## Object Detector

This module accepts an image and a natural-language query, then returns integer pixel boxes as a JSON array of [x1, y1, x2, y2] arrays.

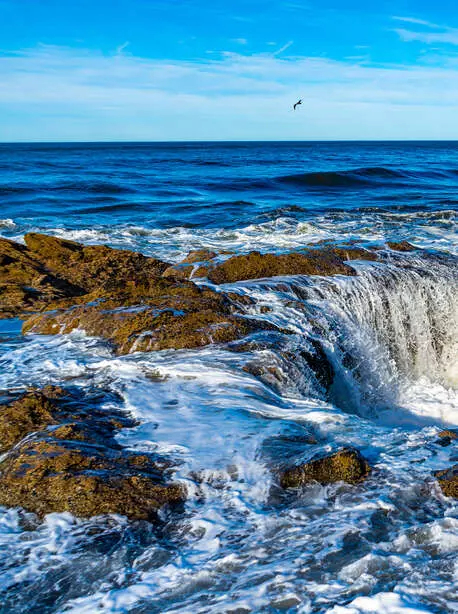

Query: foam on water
[[0, 249, 457, 612], [0, 142, 457, 612]]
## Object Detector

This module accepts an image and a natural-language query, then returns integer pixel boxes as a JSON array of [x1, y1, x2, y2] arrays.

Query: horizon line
[[1, 139, 458, 145]]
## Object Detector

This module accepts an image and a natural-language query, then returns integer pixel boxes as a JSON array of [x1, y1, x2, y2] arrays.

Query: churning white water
[[0, 239, 457, 613]]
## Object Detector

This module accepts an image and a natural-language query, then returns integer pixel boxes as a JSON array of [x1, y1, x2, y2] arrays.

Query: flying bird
[[293, 99, 302, 111]]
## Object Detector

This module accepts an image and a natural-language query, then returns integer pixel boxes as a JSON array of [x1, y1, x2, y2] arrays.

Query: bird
[[293, 99, 302, 111]]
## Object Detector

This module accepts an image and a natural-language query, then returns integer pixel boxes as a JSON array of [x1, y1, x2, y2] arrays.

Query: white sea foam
[[0, 220, 457, 612]]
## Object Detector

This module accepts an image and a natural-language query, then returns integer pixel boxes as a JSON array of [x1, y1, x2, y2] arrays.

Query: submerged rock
[[434, 465, 458, 498], [279, 448, 371, 488], [0, 387, 184, 521], [435, 429, 458, 447], [205, 249, 362, 284]]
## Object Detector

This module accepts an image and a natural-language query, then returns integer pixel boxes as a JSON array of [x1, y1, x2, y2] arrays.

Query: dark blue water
[[0, 141, 456, 238], [0, 142, 457, 614]]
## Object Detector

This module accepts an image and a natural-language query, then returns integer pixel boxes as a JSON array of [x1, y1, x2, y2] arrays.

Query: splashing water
[[0, 142, 457, 613]]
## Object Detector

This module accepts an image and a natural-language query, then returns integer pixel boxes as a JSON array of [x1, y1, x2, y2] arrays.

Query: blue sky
[[1, 0, 458, 141]]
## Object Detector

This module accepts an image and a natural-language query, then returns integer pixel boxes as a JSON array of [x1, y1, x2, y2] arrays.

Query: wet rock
[[434, 429, 458, 447], [387, 241, 416, 252], [0, 387, 184, 521], [181, 249, 217, 264], [299, 338, 335, 392], [206, 249, 358, 284], [0, 438, 184, 521], [0, 389, 62, 452], [434, 465, 458, 498], [261, 423, 317, 467], [0, 238, 84, 318], [325, 246, 378, 262], [162, 264, 194, 281], [0, 233, 171, 318], [23, 296, 261, 354], [279, 448, 371, 488], [24, 233, 169, 294], [438, 429, 458, 440]]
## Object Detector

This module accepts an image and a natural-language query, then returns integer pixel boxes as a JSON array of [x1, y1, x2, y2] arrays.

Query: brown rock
[[387, 241, 416, 252], [206, 249, 358, 284], [181, 249, 217, 264], [24, 232, 170, 294], [23, 304, 261, 354], [279, 448, 371, 488], [0, 387, 184, 521], [0, 390, 59, 453], [438, 429, 458, 440], [434, 465, 458, 498], [0, 438, 184, 520], [22, 275, 264, 354], [0, 237, 83, 318], [162, 264, 194, 280]]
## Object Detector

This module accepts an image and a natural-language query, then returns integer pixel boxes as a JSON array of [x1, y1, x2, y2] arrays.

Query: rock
[[300, 339, 335, 392], [387, 241, 416, 252], [23, 278, 264, 354], [162, 250, 218, 280], [438, 429, 458, 440], [435, 429, 458, 447], [325, 246, 378, 262], [181, 249, 217, 264], [24, 233, 169, 294], [0, 238, 84, 318], [0, 389, 60, 452], [0, 438, 184, 521], [206, 249, 359, 284], [162, 264, 194, 281], [434, 465, 458, 498], [0, 233, 171, 318], [0, 387, 184, 521], [279, 448, 371, 488]]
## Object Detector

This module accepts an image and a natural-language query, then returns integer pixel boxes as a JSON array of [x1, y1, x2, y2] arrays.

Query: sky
[[1, 0, 458, 141]]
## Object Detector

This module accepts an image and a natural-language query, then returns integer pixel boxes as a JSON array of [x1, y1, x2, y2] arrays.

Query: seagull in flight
[[293, 99, 302, 111]]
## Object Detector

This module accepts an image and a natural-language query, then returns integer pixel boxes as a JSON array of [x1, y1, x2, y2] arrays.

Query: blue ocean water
[[0, 142, 457, 614]]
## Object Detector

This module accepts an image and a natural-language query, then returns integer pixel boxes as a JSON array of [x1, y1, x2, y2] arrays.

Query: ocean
[[0, 141, 457, 613]]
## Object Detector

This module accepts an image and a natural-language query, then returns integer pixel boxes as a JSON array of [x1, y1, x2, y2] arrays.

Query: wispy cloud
[[392, 16, 458, 46], [272, 40, 294, 56], [116, 41, 130, 55], [2, 44, 458, 140], [392, 16, 437, 27], [231, 38, 248, 45]]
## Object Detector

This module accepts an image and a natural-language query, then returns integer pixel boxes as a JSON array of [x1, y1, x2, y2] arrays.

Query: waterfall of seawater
[[238, 253, 458, 420]]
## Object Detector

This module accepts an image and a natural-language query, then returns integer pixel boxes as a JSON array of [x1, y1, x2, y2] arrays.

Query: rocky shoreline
[[0, 233, 456, 521]]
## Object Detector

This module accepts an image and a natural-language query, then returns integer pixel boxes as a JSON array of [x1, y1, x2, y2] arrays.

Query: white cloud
[[231, 38, 248, 45], [116, 41, 130, 55], [392, 16, 458, 46], [1, 44, 458, 140], [271, 40, 294, 56], [394, 27, 458, 46], [392, 16, 439, 27]]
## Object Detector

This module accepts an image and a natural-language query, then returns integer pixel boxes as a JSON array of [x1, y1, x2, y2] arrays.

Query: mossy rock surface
[[387, 241, 416, 252], [205, 248, 378, 284], [279, 447, 371, 488], [434, 465, 458, 498], [0, 387, 184, 521]]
